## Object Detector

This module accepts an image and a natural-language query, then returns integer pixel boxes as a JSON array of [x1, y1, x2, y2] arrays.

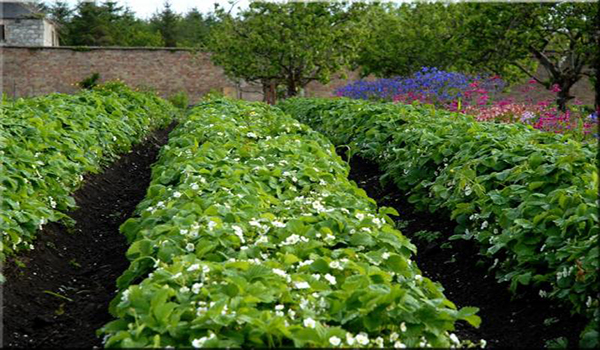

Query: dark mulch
[[347, 155, 587, 349], [2, 124, 175, 349]]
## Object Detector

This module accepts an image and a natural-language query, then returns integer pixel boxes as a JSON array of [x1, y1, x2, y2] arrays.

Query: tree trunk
[[262, 80, 277, 105], [287, 77, 298, 98], [556, 79, 575, 112]]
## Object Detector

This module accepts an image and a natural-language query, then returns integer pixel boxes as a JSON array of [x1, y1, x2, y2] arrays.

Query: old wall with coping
[[0, 46, 349, 102]]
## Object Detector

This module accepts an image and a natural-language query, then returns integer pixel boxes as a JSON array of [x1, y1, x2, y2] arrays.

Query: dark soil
[[2, 124, 174, 349], [347, 155, 588, 349]]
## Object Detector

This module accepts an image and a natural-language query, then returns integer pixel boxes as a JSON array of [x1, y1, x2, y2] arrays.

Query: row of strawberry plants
[[0, 82, 176, 260], [278, 97, 599, 347], [99, 98, 482, 348]]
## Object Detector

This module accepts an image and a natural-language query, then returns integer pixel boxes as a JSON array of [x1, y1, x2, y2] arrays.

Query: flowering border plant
[[100, 98, 482, 348], [279, 97, 599, 348]]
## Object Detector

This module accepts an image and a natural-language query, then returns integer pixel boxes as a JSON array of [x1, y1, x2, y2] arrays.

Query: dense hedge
[[100, 99, 481, 348], [278, 97, 599, 347], [0, 83, 176, 260]]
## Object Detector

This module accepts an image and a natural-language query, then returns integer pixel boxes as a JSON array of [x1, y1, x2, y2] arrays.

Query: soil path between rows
[[347, 156, 587, 349], [2, 124, 175, 348]]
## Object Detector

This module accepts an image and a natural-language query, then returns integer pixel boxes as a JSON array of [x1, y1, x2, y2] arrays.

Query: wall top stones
[[0, 46, 348, 103]]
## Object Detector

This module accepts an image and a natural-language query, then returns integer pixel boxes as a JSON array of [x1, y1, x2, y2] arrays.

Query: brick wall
[[0, 46, 347, 103], [0, 46, 238, 102]]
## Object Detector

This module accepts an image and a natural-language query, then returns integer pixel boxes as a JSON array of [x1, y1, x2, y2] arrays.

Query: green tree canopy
[[461, 2, 597, 110], [356, 3, 470, 78], [208, 1, 368, 102], [150, 1, 181, 47]]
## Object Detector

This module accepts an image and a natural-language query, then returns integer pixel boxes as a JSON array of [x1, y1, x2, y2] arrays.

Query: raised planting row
[[278, 97, 599, 347], [99, 98, 482, 348], [0, 82, 176, 260]]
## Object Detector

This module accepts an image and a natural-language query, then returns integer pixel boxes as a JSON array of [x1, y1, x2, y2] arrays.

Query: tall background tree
[[208, 1, 368, 103], [461, 2, 596, 110], [356, 3, 469, 78], [150, 1, 180, 47]]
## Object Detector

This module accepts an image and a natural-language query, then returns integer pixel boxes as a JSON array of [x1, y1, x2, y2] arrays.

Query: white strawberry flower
[[329, 336, 342, 346], [303, 317, 316, 328]]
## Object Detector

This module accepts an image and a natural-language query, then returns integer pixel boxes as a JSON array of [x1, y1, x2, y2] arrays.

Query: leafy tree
[[208, 1, 367, 102], [176, 8, 216, 48], [462, 3, 597, 110], [150, 1, 181, 47], [55, 1, 162, 47], [46, 1, 73, 43], [356, 3, 470, 78]]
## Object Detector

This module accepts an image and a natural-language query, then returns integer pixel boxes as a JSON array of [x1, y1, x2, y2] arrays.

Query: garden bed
[[346, 155, 588, 348], [2, 124, 175, 348]]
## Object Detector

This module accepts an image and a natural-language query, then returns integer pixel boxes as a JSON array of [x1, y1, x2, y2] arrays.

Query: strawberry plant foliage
[[100, 98, 481, 348], [0, 82, 176, 260], [278, 97, 599, 347]]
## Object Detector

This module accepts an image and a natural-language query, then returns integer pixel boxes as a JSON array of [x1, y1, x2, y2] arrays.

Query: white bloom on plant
[[481, 221, 489, 230], [303, 317, 316, 328], [325, 233, 336, 241], [341, 208, 350, 214], [186, 243, 195, 252], [207, 220, 217, 231], [246, 132, 258, 139], [191, 183, 199, 191], [415, 274, 423, 282], [394, 341, 406, 348], [464, 185, 472, 196], [480, 339, 487, 348], [231, 225, 245, 243], [173, 191, 182, 198], [375, 336, 384, 347], [272, 221, 286, 228], [346, 333, 355, 346], [192, 282, 203, 294], [373, 217, 384, 227], [382, 252, 391, 260], [255, 235, 269, 244], [449, 333, 460, 345], [361, 227, 372, 233], [355, 333, 369, 346], [282, 234, 300, 245], [329, 260, 342, 270], [390, 332, 399, 341], [312, 274, 321, 280], [288, 309, 296, 318], [272, 268, 287, 278], [400, 322, 407, 332], [275, 304, 284, 311], [324, 274, 337, 285], [298, 259, 314, 267], [329, 336, 342, 346], [355, 213, 365, 221], [187, 264, 200, 272], [192, 338, 205, 348], [295, 281, 310, 289], [249, 218, 262, 227], [180, 286, 190, 293], [121, 289, 130, 302]]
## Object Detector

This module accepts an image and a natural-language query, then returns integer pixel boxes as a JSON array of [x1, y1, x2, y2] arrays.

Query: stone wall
[[1, 46, 236, 101], [0, 46, 347, 103], [0, 19, 47, 46]]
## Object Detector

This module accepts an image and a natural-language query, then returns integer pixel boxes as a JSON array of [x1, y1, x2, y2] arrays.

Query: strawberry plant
[[0, 82, 176, 260], [99, 98, 482, 348], [278, 97, 599, 347]]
